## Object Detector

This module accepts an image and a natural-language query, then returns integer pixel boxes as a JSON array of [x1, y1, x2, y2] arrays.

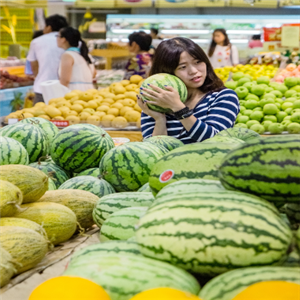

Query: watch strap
[[173, 106, 193, 120]]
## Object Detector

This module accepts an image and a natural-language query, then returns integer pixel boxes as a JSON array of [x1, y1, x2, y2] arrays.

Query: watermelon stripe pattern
[[64, 254, 201, 299], [99, 142, 165, 192], [137, 182, 152, 192], [199, 267, 300, 300], [141, 74, 188, 113], [99, 207, 148, 242], [76, 168, 100, 178], [29, 161, 69, 188], [285, 203, 300, 224], [143, 135, 184, 151], [136, 198, 292, 276], [149, 142, 238, 196], [50, 124, 114, 173], [0, 136, 29, 165], [218, 135, 300, 203], [216, 127, 260, 142], [58, 176, 115, 198], [93, 192, 154, 227], [0, 124, 48, 163]]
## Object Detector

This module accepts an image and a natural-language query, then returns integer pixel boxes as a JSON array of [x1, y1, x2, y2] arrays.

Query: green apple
[[284, 90, 297, 98], [251, 85, 265, 96], [284, 77, 298, 88], [235, 86, 249, 99], [281, 120, 292, 131], [243, 109, 253, 117], [269, 82, 280, 89], [240, 100, 246, 106], [261, 120, 273, 131], [275, 98, 284, 104], [224, 81, 238, 89], [257, 76, 270, 85], [268, 123, 284, 134], [287, 122, 300, 134], [262, 93, 276, 100], [243, 82, 256, 91], [274, 83, 288, 94], [245, 100, 259, 109], [292, 109, 300, 114], [259, 98, 275, 108], [270, 90, 283, 98], [246, 120, 260, 128], [276, 111, 288, 123], [275, 103, 281, 109], [237, 77, 251, 86], [294, 93, 300, 98], [285, 97, 297, 103], [281, 102, 293, 111], [291, 112, 300, 123], [240, 105, 246, 112], [290, 85, 300, 92], [265, 87, 274, 93], [244, 74, 253, 80], [232, 72, 245, 81], [250, 111, 264, 121], [253, 107, 263, 111], [293, 100, 300, 109], [263, 104, 279, 115], [234, 123, 248, 129], [250, 124, 265, 134], [263, 115, 277, 122], [245, 93, 259, 101], [237, 115, 249, 123], [283, 116, 292, 121], [285, 108, 293, 115]]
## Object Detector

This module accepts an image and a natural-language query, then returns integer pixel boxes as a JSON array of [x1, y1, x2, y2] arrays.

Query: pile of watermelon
[[1, 117, 300, 300]]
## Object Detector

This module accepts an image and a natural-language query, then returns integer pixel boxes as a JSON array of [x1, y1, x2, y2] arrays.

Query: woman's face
[[213, 31, 226, 45], [174, 51, 206, 90]]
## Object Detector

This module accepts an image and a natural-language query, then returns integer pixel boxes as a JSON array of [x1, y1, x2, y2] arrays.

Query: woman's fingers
[[147, 84, 165, 93], [164, 85, 175, 92]]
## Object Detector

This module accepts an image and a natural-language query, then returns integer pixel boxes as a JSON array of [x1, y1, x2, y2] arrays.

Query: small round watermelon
[[0, 136, 29, 165], [140, 73, 188, 113], [76, 168, 100, 178], [216, 127, 260, 142], [144, 135, 184, 151]]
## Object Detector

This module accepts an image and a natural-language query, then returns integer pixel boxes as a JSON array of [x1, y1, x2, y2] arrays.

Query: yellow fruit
[[44, 106, 62, 118], [111, 102, 124, 109], [109, 82, 120, 92], [130, 74, 143, 84], [113, 84, 126, 95], [64, 92, 78, 100], [113, 94, 126, 101], [68, 110, 79, 116], [135, 88, 140, 94], [86, 115, 101, 126], [133, 103, 142, 112], [70, 104, 84, 113], [4, 113, 17, 123], [124, 110, 141, 122], [124, 91, 137, 100], [0, 246, 16, 288], [138, 79, 145, 87], [102, 98, 114, 104], [49, 97, 63, 105], [23, 108, 36, 114], [120, 106, 134, 116], [22, 112, 35, 119], [33, 110, 46, 117], [136, 118, 141, 128], [93, 95, 103, 101], [111, 116, 128, 129], [65, 115, 80, 124], [126, 84, 138, 91], [79, 111, 91, 121], [14, 110, 23, 118], [101, 114, 115, 127], [80, 92, 94, 101], [107, 108, 119, 117], [94, 111, 106, 119], [52, 116, 64, 120], [34, 102, 46, 108], [38, 115, 51, 120], [71, 90, 84, 98], [121, 98, 135, 107], [56, 100, 72, 108], [28, 276, 111, 300], [69, 96, 80, 104], [102, 92, 115, 99], [97, 105, 110, 113], [58, 106, 70, 116], [85, 89, 99, 95], [86, 100, 98, 109], [82, 108, 95, 115], [120, 79, 130, 86], [73, 100, 88, 108]]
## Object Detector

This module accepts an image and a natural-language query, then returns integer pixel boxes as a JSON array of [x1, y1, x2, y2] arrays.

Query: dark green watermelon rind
[[144, 135, 184, 151]]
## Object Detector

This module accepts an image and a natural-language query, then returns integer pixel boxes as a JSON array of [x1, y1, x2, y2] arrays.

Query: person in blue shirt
[[138, 37, 240, 144]]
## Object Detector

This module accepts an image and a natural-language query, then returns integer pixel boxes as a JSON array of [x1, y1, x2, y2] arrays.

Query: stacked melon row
[[5, 74, 144, 129]]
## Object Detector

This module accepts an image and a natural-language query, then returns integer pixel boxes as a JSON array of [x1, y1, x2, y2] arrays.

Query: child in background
[[248, 34, 263, 49]]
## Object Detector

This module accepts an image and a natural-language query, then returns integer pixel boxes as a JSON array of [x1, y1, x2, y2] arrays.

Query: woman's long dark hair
[[59, 27, 92, 64], [149, 37, 224, 93], [208, 28, 230, 58]]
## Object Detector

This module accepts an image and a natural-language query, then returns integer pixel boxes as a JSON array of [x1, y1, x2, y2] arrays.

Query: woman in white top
[[56, 27, 95, 91], [207, 28, 239, 69]]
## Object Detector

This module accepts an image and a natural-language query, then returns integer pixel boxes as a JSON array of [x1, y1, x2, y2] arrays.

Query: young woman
[[208, 28, 239, 69], [138, 37, 239, 144], [125, 31, 152, 80], [56, 27, 95, 91]]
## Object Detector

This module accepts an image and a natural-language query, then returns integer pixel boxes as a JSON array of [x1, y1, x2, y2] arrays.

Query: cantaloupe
[[0, 226, 49, 274], [0, 246, 17, 287], [0, 180, 23, 217], [14, 202, 77, 245]]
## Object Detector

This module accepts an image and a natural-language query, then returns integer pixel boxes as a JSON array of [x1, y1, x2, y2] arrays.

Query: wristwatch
[[173, 107, 194, 120]]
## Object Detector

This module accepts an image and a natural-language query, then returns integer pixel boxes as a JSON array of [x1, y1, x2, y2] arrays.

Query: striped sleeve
[[141, 112, 156, 139], [186, 89, 240, 142]]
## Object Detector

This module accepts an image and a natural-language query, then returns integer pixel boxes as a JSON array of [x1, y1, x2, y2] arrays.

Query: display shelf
[[0, 65, 25, 76], [90, 49, 131, 69]]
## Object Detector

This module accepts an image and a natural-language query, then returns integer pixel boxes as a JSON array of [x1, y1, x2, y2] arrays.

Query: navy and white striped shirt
[[141, 88, 240, 144]]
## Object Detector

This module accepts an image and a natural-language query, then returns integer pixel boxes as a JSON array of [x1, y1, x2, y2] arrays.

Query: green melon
[[216, 127, 260, 141], [144, 135, 184, 151], [76, 168, 100, 178], [48, 178, 56, 190], [137, 182, 152, 192], [202, 135, 244, 145]]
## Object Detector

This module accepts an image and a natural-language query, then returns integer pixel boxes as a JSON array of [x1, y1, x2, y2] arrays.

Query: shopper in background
[[125, 31, 152, 80], [207, 28, 239, 69], [27, 14, 68, 103], [248, 34, 263, 49], [56, 27, 95, 91], [138, 37, 239, 144], [149, 27, 163, 50]]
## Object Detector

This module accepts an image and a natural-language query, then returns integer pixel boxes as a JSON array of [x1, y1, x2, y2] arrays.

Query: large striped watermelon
[[93, 192, 154, 227], [216, 127, 260, 142], [218, 135, 300, 203], [0, 136, 29, 165], [99, 142, 166, 192], [64, 254, 200, 300], [285, 203, 300, 225], [199, 266, 300, 300], [149, 142, 238, 196], [76, 168, 100, 178], [137, 182, 152, 192], [99, 207, 148, 242], [202, 136, 244, 145], [140, 74, 188, 113], [0, 123, 48, 163], [29, 161, 69, 189], [19, 117, 59, 148], [58, 176, 115, 198], [50, 124, 114, 173], [144, 135, 184, 151], [136, 196, 292, 276]]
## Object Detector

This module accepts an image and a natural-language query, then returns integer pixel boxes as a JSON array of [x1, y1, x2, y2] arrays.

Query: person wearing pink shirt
[[248, 34, 263, 49]]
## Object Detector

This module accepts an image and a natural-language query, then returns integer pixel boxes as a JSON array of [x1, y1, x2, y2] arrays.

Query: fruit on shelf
[[0, 70, 34, 90]]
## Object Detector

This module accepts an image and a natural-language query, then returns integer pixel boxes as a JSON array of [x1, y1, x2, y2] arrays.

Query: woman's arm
[[59, 53, 74, 87], [231, 45, 239, 66]]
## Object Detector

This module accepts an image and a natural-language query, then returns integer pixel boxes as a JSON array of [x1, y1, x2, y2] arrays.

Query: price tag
[[49, 120, 69, 127]]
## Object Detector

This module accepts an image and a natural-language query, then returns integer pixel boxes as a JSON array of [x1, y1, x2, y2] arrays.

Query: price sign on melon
[[50, 120, 69, 127], [159, 169, 174, 183]]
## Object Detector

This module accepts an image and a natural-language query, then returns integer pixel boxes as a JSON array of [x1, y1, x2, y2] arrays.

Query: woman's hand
[[140, 84, 186, 112], [137, 95, 166, 121]]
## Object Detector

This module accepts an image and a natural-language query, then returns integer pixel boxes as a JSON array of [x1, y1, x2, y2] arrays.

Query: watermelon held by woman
[[140, 73, 188, 113]]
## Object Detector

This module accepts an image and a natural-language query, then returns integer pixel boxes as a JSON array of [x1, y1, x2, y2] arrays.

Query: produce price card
[[50, 120, 69, 127]]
